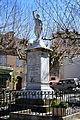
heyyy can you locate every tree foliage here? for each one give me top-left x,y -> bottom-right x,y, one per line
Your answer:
13,73 -> 18,85
50,30 -> 80,68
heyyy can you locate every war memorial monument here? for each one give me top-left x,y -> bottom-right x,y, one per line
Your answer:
25,11 -> 52,92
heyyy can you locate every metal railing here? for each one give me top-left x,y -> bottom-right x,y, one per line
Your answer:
0,90 -> 80,117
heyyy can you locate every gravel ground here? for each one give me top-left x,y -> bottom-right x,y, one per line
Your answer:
71,106 -> 80,114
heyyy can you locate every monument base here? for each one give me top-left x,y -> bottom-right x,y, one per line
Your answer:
25,83 -> 53,91
25,39 -> 53,98
23,83 -> 53,100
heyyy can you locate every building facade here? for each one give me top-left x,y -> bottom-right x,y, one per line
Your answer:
59,57 -> 80,79
0,55 -> 26,90
51,30 -> 80,79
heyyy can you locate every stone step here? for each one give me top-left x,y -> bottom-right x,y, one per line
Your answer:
15,98 -> 52,105
9,98 -> 53,113
0,115 -> 9,120
9,103 -> 52,113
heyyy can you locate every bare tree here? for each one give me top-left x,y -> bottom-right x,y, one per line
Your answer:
0,0 -> 33,59
34,0 -> 80,34
34,0 -> 80,72
50,30 -> 80,68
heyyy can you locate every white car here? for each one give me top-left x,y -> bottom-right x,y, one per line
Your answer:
51,78 -> 79,91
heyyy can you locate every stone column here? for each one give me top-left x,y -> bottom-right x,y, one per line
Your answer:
25,40 -> 52,91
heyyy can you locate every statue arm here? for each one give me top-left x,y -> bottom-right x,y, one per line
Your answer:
33,10 -> 37,19
33,11 -> 35,18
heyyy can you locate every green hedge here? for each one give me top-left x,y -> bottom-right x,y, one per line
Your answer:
51,101 -> 68,109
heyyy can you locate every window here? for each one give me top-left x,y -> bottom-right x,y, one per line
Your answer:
0,55 -> 7,66
16,57 -> 23,67
0,78 -> 6,88
51,77 -> 56,80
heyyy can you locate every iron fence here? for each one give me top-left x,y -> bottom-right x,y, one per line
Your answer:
0,90 -> 80,118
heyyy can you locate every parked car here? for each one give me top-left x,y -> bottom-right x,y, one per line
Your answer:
51,78 -> 79,91
78,80 -> 80,87
49,76 -> 59,88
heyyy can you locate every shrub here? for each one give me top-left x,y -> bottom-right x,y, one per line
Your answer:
51,101 -> 68,109
59,102 -> 68,109
51,101 -> 60,108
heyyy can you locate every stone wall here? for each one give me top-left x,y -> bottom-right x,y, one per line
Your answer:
10,111 -> 80,120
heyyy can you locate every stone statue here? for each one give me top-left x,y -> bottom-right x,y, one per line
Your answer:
33,10 -> 43,40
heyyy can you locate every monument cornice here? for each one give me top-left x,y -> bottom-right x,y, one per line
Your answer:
25,40 -> 52,54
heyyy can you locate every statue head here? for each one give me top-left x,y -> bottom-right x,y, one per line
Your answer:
36,14 -> 40,18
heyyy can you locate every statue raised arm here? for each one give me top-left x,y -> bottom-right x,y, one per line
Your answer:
33,11 -> 43,41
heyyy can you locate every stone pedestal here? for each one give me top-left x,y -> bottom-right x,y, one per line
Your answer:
25,40 -> 52,91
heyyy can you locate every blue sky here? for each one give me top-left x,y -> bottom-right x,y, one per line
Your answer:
0,0 -> 80,43
19,0 -> 80,32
